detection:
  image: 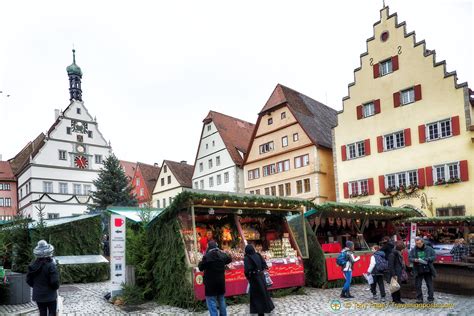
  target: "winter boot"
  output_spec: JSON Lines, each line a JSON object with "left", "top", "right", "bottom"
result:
{"left": 340, "top": 290, "right": 346, "bottom": 298}
{"left": 346, "top": 291, "right": 355, "bottom": 298}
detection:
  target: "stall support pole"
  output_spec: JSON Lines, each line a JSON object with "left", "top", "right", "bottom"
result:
{"left": 302, "top": 206, "right": 309, "bottom": 258}
{"left": 191, "top": 204, "right": 198, "bottom": 258}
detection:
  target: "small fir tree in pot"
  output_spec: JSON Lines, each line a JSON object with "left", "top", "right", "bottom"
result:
{"left": 90, "top": 154, "right": 138, "bottom": 211}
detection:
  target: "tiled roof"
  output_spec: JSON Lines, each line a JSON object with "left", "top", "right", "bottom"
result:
{"left": 137, "top": 162, "right": 161, "bottom": 195}
{"left": 259, "top": 84, "right": 337, "bottom": 149}
{"left": 164, "top": 160, "right": 194, "bottom": 187}
{"left": 119, "top": 160, "right": 137, "bottom": 181}
{"left": 0, "top": 161, "right": 15, "bottom": 181}
{"left": 203, "top": 111, "right": 255, "bottom": 167}
{"left": 8, "top": 133, "right": 46, "bottom": 175}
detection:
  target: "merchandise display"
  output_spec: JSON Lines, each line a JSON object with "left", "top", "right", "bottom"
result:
{"left": 269, "top": 237, "right": 297, "bottom": 258}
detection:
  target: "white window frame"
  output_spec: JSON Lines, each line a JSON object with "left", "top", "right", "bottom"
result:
{"left": 0, "top": 198, "right": 3, "bottom": 207}
{"left": 363, "top": 102, "right": 375, "bottom": 118}
{"left": 293, "top": 133, "right": 299, "bottom": 141}
{"left": 73, "top": 184, "right": 82, "bottom": 195}
{"left": 426, "top": 118, "right": 452, "bottom": 141}
{"left": 95, "top": 154, "right": 103, "bottom": 164}
{"left": 208, "top": 159, "right": 213, "bottom": 169}
{"left": 43, "top": 181, "right": 53, "bottom": 193}
{"left": 59, "top": 150, "right": 67, "bottom": 160}
{"left": 385, "top": 170, "right": 418, "bottom": 189}
{"left": 224, "top": 172, "right": 229, "bottom": 183}
{"left": 84, "top": 184, "right": 91, "bottom": 195}
{"left": 259, "top": 141, "right": 274, "bottom": 154}
{"left": 384, "top": 131, "right": 405, "bottom": 151}
{"left": 380, "top": 58, "right": 393, "bottom": 76}
{"left": 209, "top": 177, "right": 214, "bottom": 187}
{"left": 347, "top": 141, "right": 365, "bottom": 159}
{"left": 216, "top": 174, "right": 222, "bottom": 185}
{"left": 348, "top": 179, "right": 369, "bottom": 196}
{"left": 433, "top": 162, "right": 460, "bottom": 183}
{"left": 5, "top": 198, "right": 11, "bottom": 207}
{"left": 216, "top": 156, "right": 221, "bottom": 166}
{"left": 59, "top": 182, "right": 68, "bottom": 194}
{"left": 400, "top": 87, "right": 415, "bottom": 105}
{"left": 282, "top": 136, "right": 288, "bottom": 147}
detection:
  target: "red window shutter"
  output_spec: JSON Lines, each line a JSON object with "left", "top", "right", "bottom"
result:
{"left": 377, "top": 136, "right": 383, "bottom": 153}
{"left": 341, "top": 145, "right": 347, "bottom": 161}
{"left": 425, "top": 166, "right": 433, "bottom": 186}
{"left": 368, "top": 178, "right": 374, "bottom": 195}
{"left": 374, "top": 99, "right": 381, "bottom": 114}
{"left": 378, "top": 175, "right": 385, "bottom": 193}
{"left": 414, "top": 84, "right": 422, "bottom": 101}
{"left": 364, "top": 139, "right": 371, "bottom": 156}
{"left": 404, "top": 128, "right": 411, "bottom": 146}
{"left": 356, "top": 105, "right": 363, "bottom": 120}
{"left": 418, "top": 124, "right": 426, "bottom": 143}
{"left": 418, "top": 168, "right": 426, "bottom": 187}
{"left": 373, "top": 63, "right": 380, "bottom": 78}
{"left": 392, "top": 55, "right": 399, "bottom": 71}
{"left": 343, "top": 182, "right": 349, "bottom": 199}
{"left": 460, "top": 160, "right": 469, "bottom": 181}
{"left": 393, "top": 92, "right": 401, "bottom": 107}
{"left": 451, "top": 116, "right": 460, "bottom": 136}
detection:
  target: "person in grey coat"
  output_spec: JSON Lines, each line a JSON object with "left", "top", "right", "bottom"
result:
{"left": 409, "top": 237, "right": 436, "bottom": 303}
{"left": 26, "top": 240, "right": 60, "bottom": 316}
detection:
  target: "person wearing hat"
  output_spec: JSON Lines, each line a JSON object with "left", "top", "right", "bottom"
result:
{"left": 340, "top": 240, "right": 360, "bottom": 298}
{"left": 198, "top": 240, "right": 232, "bottom": 316}
{"left": 26, "top": 240, "right": 60, "bottom": 316}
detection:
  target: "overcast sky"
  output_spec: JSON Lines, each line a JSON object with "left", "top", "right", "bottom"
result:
{"left": 0, "top": 0, "right": 472, "bottom": 166}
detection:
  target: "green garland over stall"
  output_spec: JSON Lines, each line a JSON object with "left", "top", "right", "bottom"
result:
{"left": 399, "top": 216, "right": 474, "bottom": 225}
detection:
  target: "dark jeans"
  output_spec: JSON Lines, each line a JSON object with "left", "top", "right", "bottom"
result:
{"left": 415, "top": 273, "right": 434, "bottom": 301}
{"left": 391, "top": 290, "right": 401, "bottom": 303}
{"left": 37, "top": 301, "right": 57, "bottom": 316}
{"left": 370, "top": 275, "right": 386, "bottom": 297}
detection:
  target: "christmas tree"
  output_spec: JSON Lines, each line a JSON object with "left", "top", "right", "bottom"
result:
{"left": 90, "top": 154, "right": 137, "bottom": 211}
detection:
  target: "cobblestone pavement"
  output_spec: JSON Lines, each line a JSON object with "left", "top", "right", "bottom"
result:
{"left": 2, "top": 281, "right": 470, "bottom": 315}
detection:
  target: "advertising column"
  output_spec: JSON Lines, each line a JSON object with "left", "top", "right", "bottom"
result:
{"left": 110, "top": 214, "right": 126, "bottom": 296}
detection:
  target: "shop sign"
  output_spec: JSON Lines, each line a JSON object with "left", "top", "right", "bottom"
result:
{"left": 409, "top": 222, "right": 417, "bottom": 250}
{"left": 110, "top": 215, "right": 126, "bottom": 295}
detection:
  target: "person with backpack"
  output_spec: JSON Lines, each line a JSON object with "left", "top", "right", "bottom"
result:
{"left": 367, "top": 245, "right": 387, "bottom": 301}
{"left": 337, "top": 241, "right": 359, "bottom": 298}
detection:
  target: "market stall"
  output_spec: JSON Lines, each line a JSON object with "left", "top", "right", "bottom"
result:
{"left": 396, "top": 216, "right": 474, "bottom": 295}
{"left": 146, "top": 190, "right": 309, "bottom": 304}
{"left": 305, "top": 202, "right": 418, "bottom": 281}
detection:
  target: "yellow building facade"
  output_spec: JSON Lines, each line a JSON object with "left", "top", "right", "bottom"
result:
{"left": 334, "top": 6, "right": 474, "bottom": 216}
{"left": 244, "top": 84, "right": 337, "bottom": 203}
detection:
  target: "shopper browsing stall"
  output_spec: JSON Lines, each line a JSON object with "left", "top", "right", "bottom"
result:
{"left": 339, "top": 241, "right": 360, "bottom": 299}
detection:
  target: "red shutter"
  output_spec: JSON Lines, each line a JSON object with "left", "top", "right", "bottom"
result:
{"left": 356, "top": 105, "right": 363, "bottom": 120}
{"left": 418, "top": 168, "right": 426, "bottom": 187}
{"left": 364, "top": 139, "right": 371, "bottom": 156}
{"left": 378, "top": 175, "right": 385, "bottom": 193}
{"left": 425, "top": 166, "right": 433, "bottom": 186}
{"left": 460, "top": 160, "right": 469, "bottom": 181}
{"left": 343, "top": 182, "right": 349, "bottom": 199}
{"left": 368, "top": 178, "right": 374, "bottom": 195}
{"left": 392, "top": 55, "right": 399, "bottom": 71}
{"left": 393, "top": 92, "right": 401, "bottom": 107}
{"left": 377, "top": 136, "right": 383, "bottom": 153}
{"left": 374, "top": 99, "right": 381, "bottom": 114}
{"left": 341, "top": 145, "right": 347, "bottom": 161}
{"left": 404, "top": 128, "right": 411, "bottom": 146}
{"left": 414, "top": 84, "right": 422, "bottom": 101}
{"left": 418, "top": 124, "right": 426, "bottom": 143}
{"left": 373, "top": 63, "right": 380, "bottom": 78}
{"left": 452, "top": 116, "right": 460, "bottom": 136}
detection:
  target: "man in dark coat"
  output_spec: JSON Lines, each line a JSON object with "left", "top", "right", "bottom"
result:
{"left": 26, "top": 240, "right": 60, "bottom": 316}
{"left": 198, "top": 240, "right": 232, "bottom": 316}
{"left": 409, "top": 237, "right": 436, "bottom": 303}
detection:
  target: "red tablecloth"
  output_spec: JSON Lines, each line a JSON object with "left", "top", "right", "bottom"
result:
{"left": 321, "top": 243, "right": 342, "bottom": 253}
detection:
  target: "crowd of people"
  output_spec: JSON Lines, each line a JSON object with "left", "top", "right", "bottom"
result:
{"left": 338, "top": 236, "right": 438, "bottom": 305}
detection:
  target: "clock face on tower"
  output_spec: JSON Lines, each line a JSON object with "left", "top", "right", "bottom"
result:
{"left": 74, "top": 155, "right": 88, "bottom": 169}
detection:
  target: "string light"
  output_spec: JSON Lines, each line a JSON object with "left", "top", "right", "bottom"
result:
{"left": 203, "top": 199, "right": 207, "bottom": 202}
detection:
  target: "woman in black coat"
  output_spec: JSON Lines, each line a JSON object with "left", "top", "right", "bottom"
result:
{"left": 244, "top": 244, "right": 275, "bottom": 315}
{"left": 388, "top": 241, "right": 407, "bottom": 304}
{"left": 26, "top": 240, "right": 60, "bottom": 316}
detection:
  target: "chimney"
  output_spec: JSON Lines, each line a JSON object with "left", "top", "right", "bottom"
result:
{"left": 154, "top": 163, "right": 159, "bottom": 167}
{"left": 180, "top": 160, "right": 187, "bottom": 164}
{"left": 54, "top": 109, "right": 60, "bottom": 120}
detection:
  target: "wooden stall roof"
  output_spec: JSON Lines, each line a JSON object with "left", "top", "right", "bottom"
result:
{"left": 399, "top": 216, "right": 474, "bottom": 225}
{"left": 305, "top": 201, "right": 419, "bottom": 220}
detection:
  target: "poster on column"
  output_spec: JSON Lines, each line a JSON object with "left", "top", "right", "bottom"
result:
{"left": 110, "top": 214, "right": 126, "bottom": 295}
{"left": 409, "top": 222, "right": 417, "bottom": 250}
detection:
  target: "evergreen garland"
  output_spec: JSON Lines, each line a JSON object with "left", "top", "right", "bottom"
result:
{"left": 399, "top": 215, "right": 474, "bottom": 224}
{"left": 91, "top": 154, "right": 137, "bottom": 211}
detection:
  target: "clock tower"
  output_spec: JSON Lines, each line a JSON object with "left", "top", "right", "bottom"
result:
{"left": 9, "top": 50, "right": 113, "bottom": 220}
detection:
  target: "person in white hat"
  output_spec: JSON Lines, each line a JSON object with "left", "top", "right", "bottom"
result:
{"left": 26, "top": 240, "right": 60, "bottom": 316}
